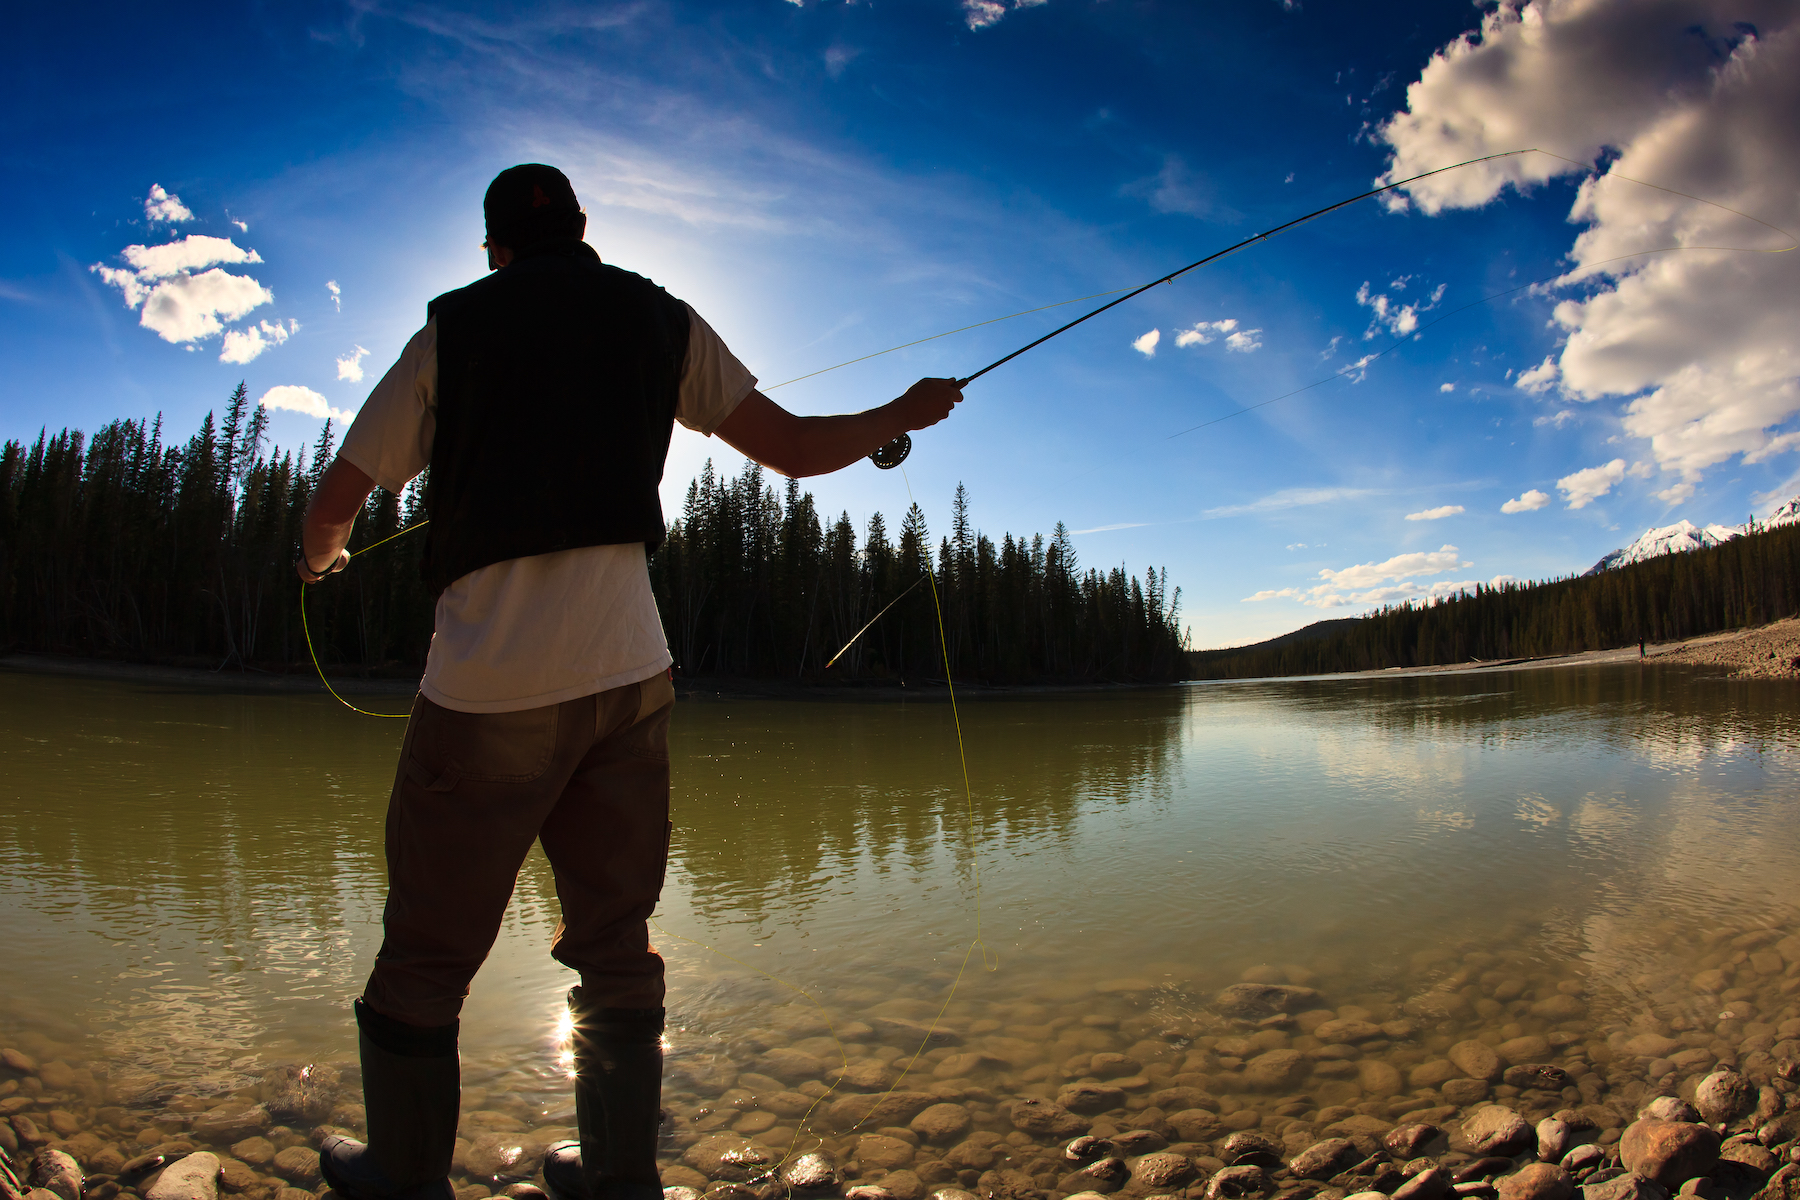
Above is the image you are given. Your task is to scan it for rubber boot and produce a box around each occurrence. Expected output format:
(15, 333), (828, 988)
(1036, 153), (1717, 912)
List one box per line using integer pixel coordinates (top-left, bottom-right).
(320, 999), (460, 1200)
(542, 990), (664, 1200)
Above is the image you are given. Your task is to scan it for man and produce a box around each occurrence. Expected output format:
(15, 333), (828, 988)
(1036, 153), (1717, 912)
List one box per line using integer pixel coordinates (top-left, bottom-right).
(298, 164), (960, 1200)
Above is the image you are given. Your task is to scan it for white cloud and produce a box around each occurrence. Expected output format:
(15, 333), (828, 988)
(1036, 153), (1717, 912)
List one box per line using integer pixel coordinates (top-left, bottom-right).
(1378, 0), (1800, 487)
(1533, 409), (1575, 428)
(1501, 489), (1551, 513)
(1175, 317), (1237, 348)
(138, 269), (274, 344)
(1356, 278), (1444, 339)
(1516, 355), (1560, 395)
(1132, 328), (1160, 357)
(1071, 522), (1150, 534)
(220, 318), (298, 364)
(1557, 458), (1627, 509)
(1627, 460), (1655, 479)
(1317, 544), (1470, 590)
(1225, 328), (1264, 353)
(1406, 505), (1464, 521)
(232, 219), (248, 233)
(144, 184), (193, 224)
(258, 385), (355, 422)
(1243, 587), (1304, 602)
(1440, 382), (1456, 393)
(92, 234), (273, 346)
(119, 235), (262, 280)
(1656, 480), (1697, 505)
(327, 280), (341, 312)
(963, 0), (1043, 30)
(337, 345), (371, 382)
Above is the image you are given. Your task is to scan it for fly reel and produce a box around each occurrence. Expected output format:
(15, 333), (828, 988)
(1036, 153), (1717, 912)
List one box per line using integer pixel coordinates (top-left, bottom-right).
(870, 433), (911, 469)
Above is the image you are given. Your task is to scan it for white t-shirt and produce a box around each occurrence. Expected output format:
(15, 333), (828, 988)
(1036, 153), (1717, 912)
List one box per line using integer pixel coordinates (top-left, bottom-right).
(338, 303), (755, 713)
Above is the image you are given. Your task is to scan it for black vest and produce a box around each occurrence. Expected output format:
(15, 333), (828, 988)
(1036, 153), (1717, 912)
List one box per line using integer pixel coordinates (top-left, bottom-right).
(420, 240), (691, 596)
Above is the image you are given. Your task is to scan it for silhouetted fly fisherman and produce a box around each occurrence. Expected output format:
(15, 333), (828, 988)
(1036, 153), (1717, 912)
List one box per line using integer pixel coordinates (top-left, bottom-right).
(296, 163), (961, 1200)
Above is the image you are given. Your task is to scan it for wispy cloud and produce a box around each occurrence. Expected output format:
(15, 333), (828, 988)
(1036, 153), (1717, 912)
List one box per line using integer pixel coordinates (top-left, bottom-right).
(1072, 522), (1150, 535)
(1405, 505), (1463, 521)
(1317, 544), (1470, 590)
(1356, 277), (1444, 338)
(1203, 486), (1384, 517)
(327, 280), (341, 312)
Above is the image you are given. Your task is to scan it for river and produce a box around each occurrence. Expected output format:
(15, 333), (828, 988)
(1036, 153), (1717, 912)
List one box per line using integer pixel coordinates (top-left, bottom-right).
(1, 662), (1796, 1193)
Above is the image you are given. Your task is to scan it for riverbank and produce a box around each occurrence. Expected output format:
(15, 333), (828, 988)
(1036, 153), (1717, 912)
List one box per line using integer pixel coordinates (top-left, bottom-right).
(1234, 618), (1800, 683)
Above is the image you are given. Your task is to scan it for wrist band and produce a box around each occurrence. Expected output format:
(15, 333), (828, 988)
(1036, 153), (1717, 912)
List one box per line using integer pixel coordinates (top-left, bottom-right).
(298, 553), (344, 583)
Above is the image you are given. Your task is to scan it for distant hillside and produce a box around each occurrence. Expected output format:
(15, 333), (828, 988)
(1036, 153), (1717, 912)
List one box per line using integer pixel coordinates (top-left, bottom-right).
(1189, 618), (1359, 671)
(1188, 519), (1800, 681)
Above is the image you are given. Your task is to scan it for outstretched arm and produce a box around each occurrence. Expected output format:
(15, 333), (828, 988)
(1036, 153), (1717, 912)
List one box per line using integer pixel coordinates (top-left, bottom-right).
(297, 458), (378, 582)
(713, 377), (962, 478)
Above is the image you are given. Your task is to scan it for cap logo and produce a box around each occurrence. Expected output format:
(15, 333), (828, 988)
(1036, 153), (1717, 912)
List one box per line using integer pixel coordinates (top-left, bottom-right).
(531, 184), (553, 208)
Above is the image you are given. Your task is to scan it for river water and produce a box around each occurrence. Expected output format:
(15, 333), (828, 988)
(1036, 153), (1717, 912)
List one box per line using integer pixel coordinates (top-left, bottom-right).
(2, 662), (1797, 1189)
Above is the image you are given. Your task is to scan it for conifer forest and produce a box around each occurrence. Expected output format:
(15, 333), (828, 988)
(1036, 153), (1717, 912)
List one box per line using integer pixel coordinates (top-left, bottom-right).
(1190, 521), (1800, 679)
(0, 391), (1191, 684)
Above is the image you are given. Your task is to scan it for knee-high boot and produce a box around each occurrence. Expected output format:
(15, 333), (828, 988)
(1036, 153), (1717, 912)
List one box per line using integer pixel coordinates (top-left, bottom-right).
(320, 999), (460, 1200)
(542, 989), (664, 1200)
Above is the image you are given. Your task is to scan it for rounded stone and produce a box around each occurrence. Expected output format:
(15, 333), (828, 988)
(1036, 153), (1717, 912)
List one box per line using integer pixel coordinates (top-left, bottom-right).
(909, 1105), (972, 1145)
(1392, 1167), (1453, 1200)
(1008, 1098), (1086, 1138)
(855, 1135), (916, 1173)
(1637, 1099), (1699, 1125)
(1214, 985), (1322, 1020)
(1130, 1153), (1197, 1190)
(1454, 1108), (1533, 1158)
(1289, 1139), (1359, 1180)
(145, 1154), (221, 1200)
(30, 1150), (83, 1200)
(1058, 1084), (1127, 1115)
(778, 1153), (838, 1192)
(1692, 1072), (1756, 1126)
(1204, 1165), (1271, 1200)
(1495, 1164), (1572, 1200)
(1169, 1110), (1222, 1143)
(1449, 1043), (1502, 1082)
(1243, 1050), (1310, 1091)
(1618, 1121), (1720, 1189)
(270, 1147), (319, 1186)
(1219, 1132), (1283, 1168)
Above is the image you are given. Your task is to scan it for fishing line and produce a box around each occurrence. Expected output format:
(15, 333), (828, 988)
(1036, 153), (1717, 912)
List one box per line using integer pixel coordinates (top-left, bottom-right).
(824, 573), (927, 669)
(300, 519), (429, 718)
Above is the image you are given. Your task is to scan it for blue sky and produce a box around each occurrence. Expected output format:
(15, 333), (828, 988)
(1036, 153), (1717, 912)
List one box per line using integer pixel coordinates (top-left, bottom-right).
(6, 0), (1797, 647)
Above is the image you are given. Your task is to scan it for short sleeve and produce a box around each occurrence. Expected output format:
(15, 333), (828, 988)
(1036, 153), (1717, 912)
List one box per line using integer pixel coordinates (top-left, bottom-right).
(677, 305), (756, 435)
(338, 321), (439, 493)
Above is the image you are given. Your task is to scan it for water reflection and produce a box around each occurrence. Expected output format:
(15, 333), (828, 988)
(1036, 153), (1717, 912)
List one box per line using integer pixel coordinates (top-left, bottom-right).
(1, 663), (1797, 1119)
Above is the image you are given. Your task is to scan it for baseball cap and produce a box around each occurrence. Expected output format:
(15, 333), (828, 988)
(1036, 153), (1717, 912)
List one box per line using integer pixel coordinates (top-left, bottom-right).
(484, 164), (583, 248)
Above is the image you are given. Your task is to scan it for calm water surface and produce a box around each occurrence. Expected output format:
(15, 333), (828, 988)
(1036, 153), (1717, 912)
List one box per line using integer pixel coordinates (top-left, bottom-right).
(2, 663), (1797, 1128)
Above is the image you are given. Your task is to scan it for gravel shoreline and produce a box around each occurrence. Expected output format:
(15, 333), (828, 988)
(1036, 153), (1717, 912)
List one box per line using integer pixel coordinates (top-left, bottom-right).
(5, 928), (1799, 1200)
(1647, 619), (1800, 679)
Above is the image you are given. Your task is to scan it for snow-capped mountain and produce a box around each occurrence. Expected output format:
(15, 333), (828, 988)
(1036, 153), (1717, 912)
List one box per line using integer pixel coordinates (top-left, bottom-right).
(1584, 494), (1800, 575)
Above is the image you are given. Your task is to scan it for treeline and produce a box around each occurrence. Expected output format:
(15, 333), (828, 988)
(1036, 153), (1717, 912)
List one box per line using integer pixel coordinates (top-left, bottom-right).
(1191, 521), (1800, 679)
(652, 459), (1188, 682)
(0, 393), (1188, 684)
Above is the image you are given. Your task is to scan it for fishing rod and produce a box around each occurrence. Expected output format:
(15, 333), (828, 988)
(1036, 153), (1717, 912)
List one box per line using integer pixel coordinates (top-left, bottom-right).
(864, 148), (1540, 469)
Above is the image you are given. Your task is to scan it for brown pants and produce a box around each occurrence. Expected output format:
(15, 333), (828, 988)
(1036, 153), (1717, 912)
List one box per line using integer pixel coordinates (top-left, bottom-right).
(363, 673), (677, 1028)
